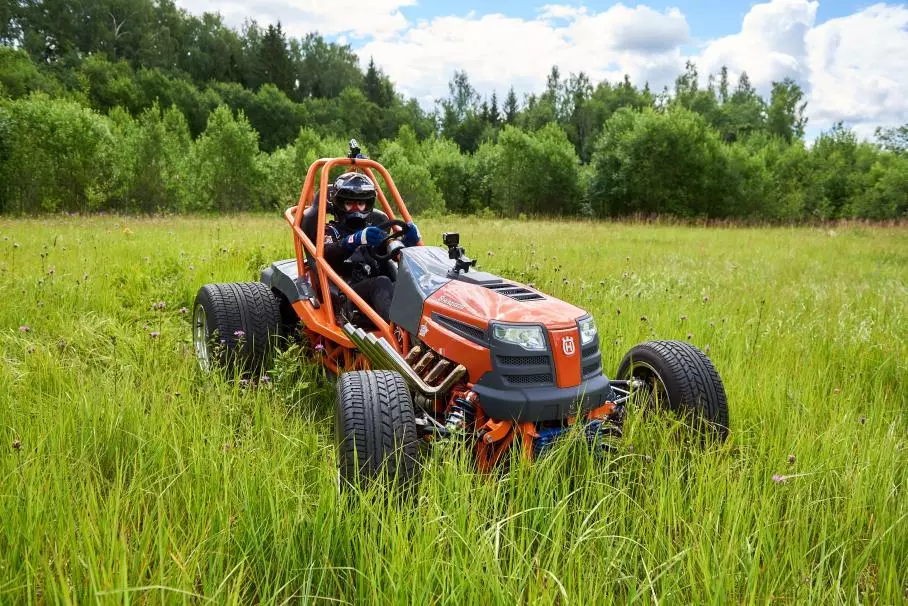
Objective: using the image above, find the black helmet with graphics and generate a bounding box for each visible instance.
[332,172,376,229]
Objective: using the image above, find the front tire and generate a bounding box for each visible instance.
[616,340,729,441]
[335,370,419,486]
[193,282,285,375]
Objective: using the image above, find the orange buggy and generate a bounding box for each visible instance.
[192,141,730,483]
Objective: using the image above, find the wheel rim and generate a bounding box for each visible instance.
[628,361,669,409]
[193,304,211,372]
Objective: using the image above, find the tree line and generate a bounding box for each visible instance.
[0,0,906,219]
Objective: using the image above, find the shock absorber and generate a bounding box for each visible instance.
[445,391,477,434]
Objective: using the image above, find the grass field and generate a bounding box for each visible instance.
[1,215,906,604]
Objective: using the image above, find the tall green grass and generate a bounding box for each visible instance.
[1,215,905,604]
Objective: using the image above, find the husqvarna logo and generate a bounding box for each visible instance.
[562,336,576,356]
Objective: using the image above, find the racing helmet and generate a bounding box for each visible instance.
[332,172,376,229]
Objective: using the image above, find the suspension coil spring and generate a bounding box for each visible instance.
[445,394,477,433]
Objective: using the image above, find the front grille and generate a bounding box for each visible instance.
[497,354,549,366]
[583,362,601,377]
[483,282,545,302]
[433,314,486,342]
[582,343,598,358]
[504,373,553,385]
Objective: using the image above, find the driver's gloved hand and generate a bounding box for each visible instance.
[402,222,421,246]
[346,226,385,250]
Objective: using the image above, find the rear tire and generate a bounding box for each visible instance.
[616,340,729,441]
[335,370,419,486]
[193,282,285,375]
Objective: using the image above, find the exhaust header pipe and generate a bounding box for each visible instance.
[343,323,466,398]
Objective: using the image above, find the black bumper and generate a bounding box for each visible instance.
[472,373,616,422]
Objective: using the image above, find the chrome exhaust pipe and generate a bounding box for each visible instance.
[344,323,466,398]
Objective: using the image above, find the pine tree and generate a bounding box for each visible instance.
[504,87,519,124]
[489,91,500,126]
[259,22,293,94]
[363,57,391,107]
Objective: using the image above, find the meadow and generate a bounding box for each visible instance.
[1,215,905,604]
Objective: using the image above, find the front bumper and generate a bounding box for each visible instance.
[472,373,616,422]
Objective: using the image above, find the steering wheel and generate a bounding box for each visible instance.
[371,220,411,261]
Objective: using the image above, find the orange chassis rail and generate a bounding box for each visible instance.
[283,157,417,374]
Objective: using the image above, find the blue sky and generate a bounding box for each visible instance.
[409,0,861,36]
[175,0,908,135]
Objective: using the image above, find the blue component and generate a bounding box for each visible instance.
[532,420,621,458]
[533,425,570,458]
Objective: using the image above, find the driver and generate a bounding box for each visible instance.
[314,172,420,323]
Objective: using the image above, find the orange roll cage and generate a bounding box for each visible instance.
[283,157,416,367]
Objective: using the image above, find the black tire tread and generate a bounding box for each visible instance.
[195,282,284,373]
[336,370,418,485]
[617,340,729,440]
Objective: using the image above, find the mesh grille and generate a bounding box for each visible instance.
[434,315,485,341]
[583,362,601,377]
[497,354,549,366]
[504,373,553,385]
[582,343,598,358]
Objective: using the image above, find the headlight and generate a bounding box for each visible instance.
[493,324,547,351]
[578,317,597,345]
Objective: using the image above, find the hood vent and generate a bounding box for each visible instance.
[482,282,545,302]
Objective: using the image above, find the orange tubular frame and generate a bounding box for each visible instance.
[283,158,416,358]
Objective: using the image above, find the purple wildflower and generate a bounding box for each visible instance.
[772,474,786,484]
[12,439,20,451]
[149,331,160,338]
[18,325,29,333]
[261,375,271,384]
[233,330,245,338]
[179,307,189,314]
[314,343,326,353]
[788,454,796,465]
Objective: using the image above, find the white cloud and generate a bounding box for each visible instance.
[173,0,908,134]
[698,0,817,94]
[805,4,908,132]
[174,0,414,39]
[695,0,908,134]
[538,4,588,20]
[359,5,689,106]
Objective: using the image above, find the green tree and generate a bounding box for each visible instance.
[721,72,765,141]
[589,107,731,217]
[296,33,362,99]
[0,93,113,213]
[106,102,191,212]
[186,105,263,211]
[363,57,393,108]
[259,23,293,95]
[485,123,581,216]
[503,87,519,124]
[767,78,807,142]
[875,124,908,155]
